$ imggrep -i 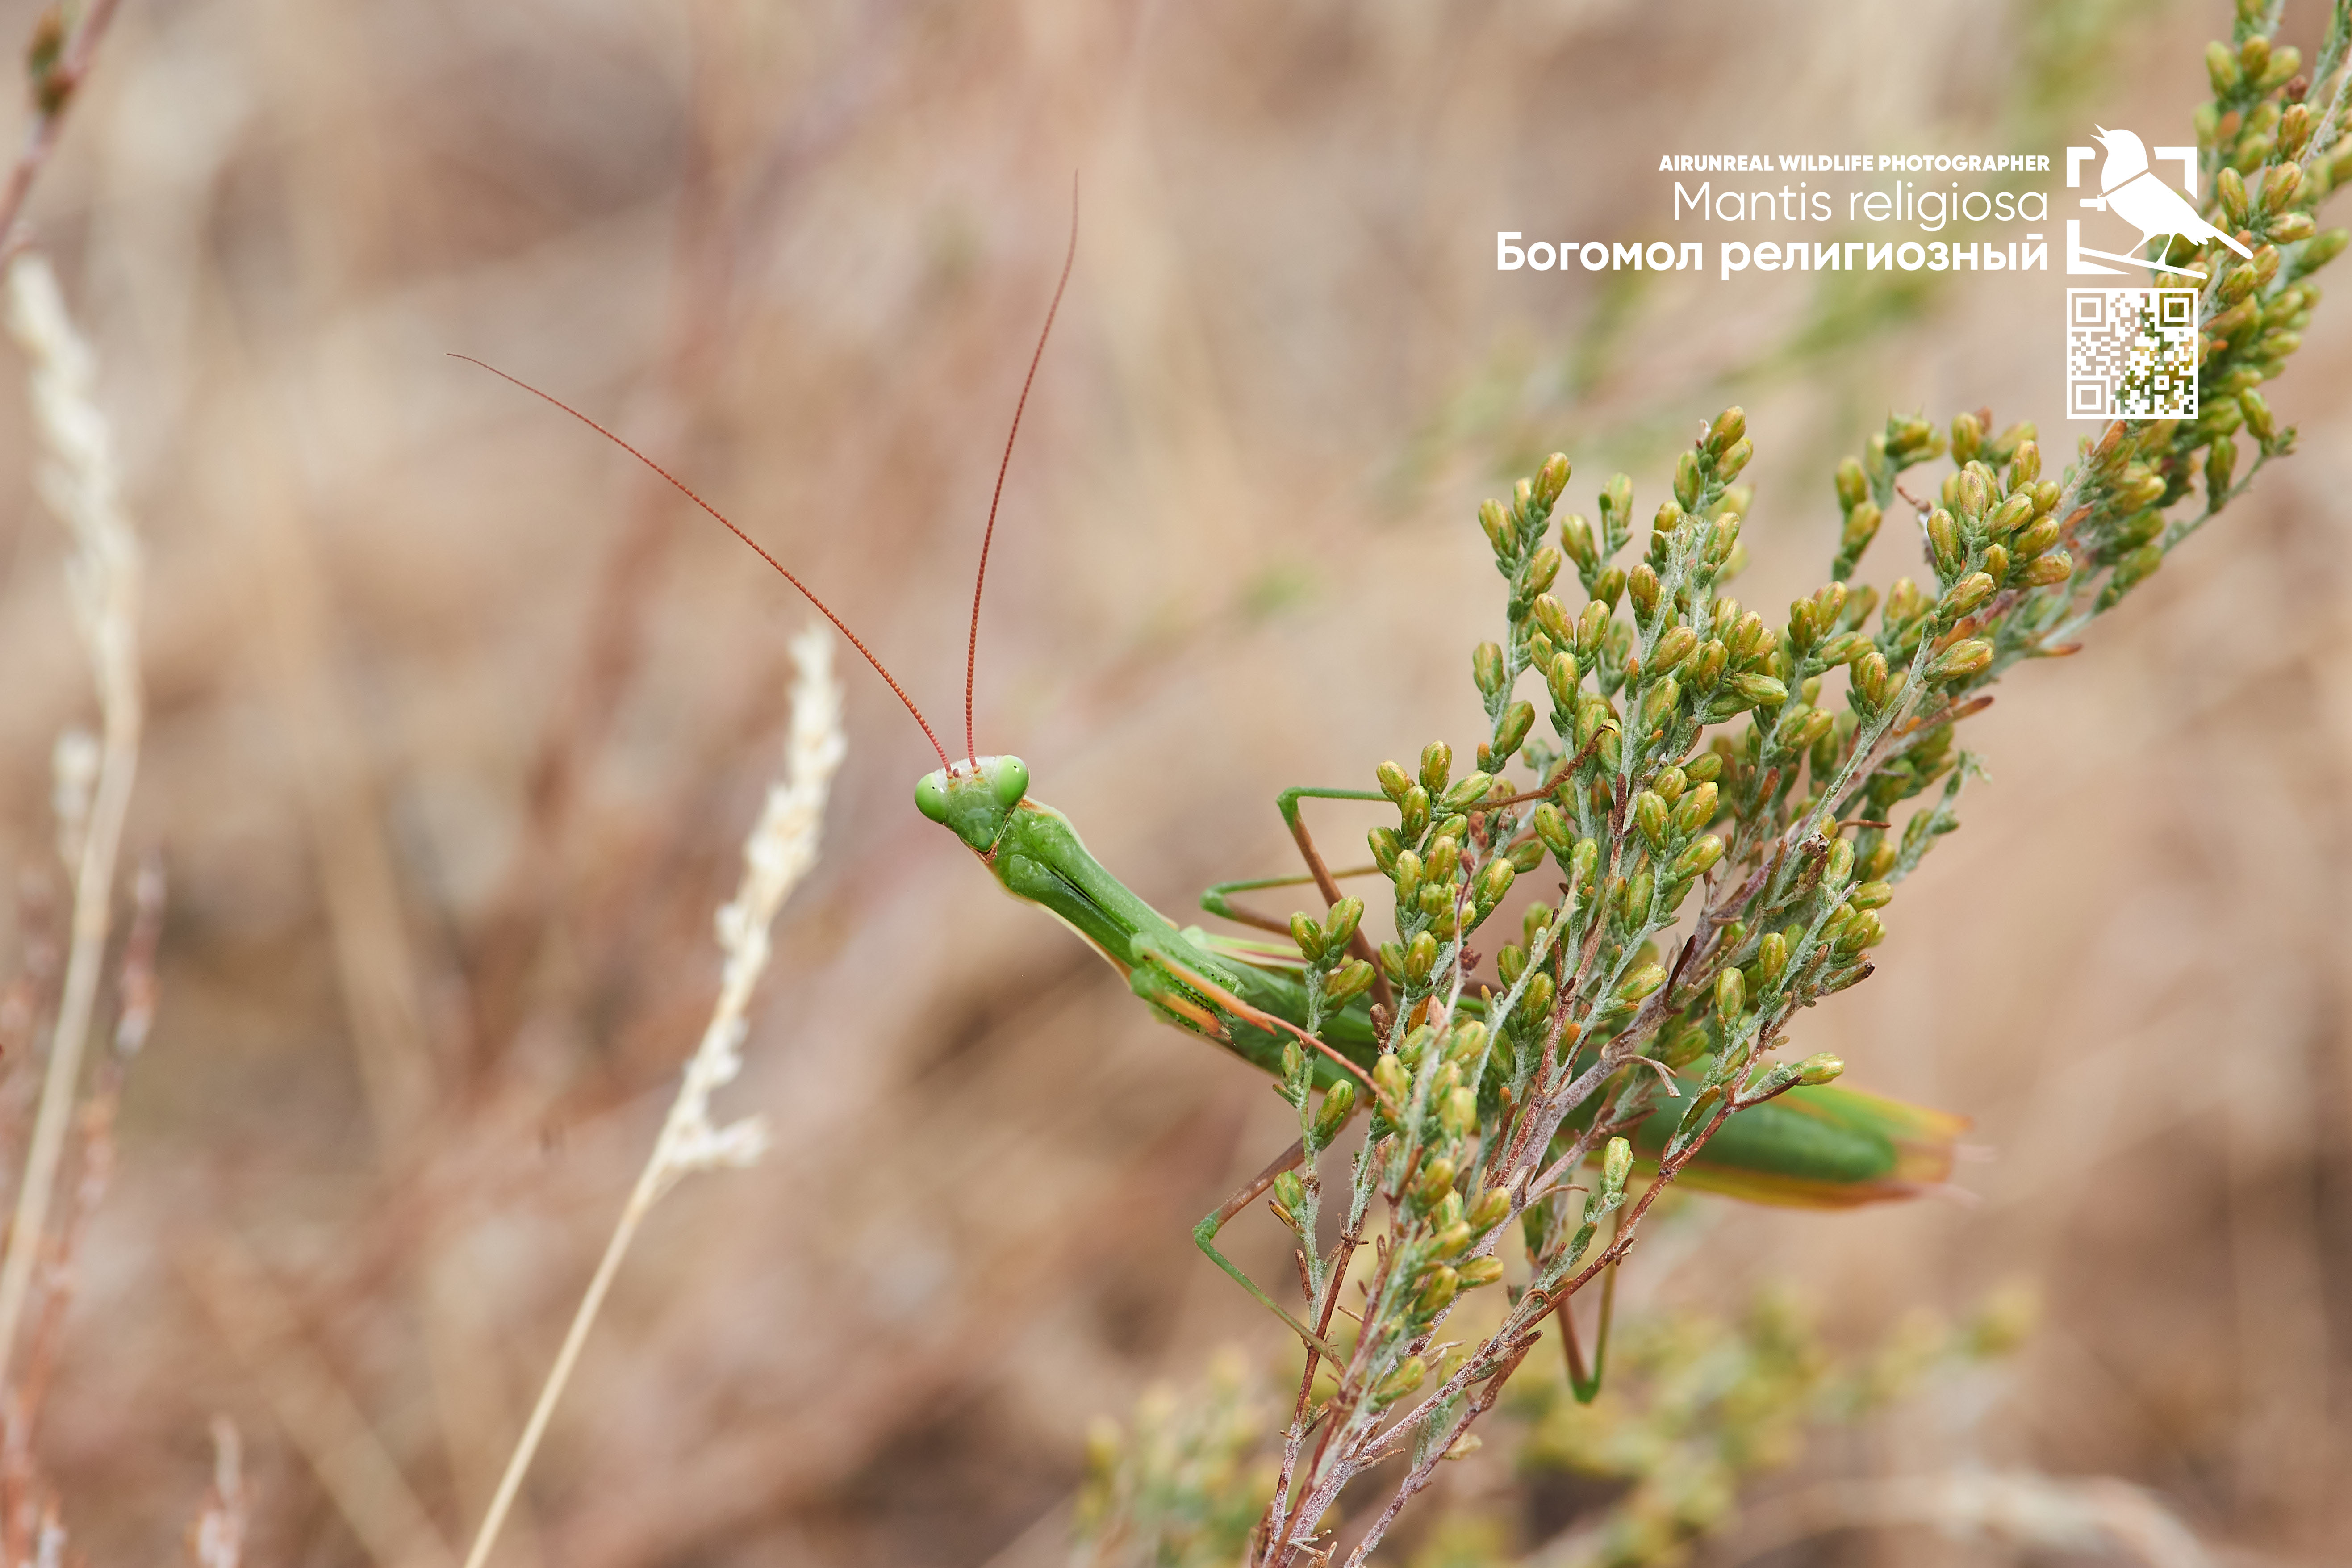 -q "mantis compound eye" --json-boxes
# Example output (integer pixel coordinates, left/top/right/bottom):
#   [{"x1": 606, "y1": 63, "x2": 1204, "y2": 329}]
[
  {"x1": 914, "y1": 770, "x2": 953, "y2": 823},
  {"x1": 988, "y1": 755, "x2": 1030, "y2": 808}
]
